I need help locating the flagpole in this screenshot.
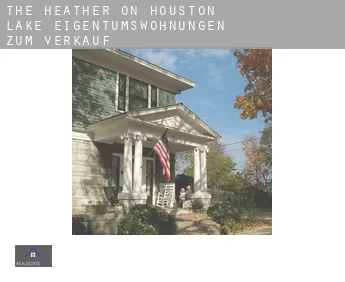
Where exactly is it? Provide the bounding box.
[147,147,155,158]
[147,129,168,157]
[140,129,168,168]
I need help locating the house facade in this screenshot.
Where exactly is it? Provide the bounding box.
[72,49,221,213]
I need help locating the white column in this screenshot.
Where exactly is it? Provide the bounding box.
[148,84,151,108]
[200,149,207,192]
[193,148,201,193]
[156,87,160,107]
[122,135,132,193]
[133,135,143,193]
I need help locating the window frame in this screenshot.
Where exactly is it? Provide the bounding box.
[117,73,126,112]
[128,77,149,111]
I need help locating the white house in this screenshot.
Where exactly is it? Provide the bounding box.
[72,49,221,212]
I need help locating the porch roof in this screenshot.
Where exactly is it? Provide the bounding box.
[84,103,221,150]
[86,103,220,138]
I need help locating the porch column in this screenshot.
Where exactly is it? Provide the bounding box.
[200,149,207,192]
[193,147,201,193]
[122,134,133,193]
[133,135,143,193]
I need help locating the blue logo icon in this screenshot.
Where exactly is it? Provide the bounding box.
[24,247,42,258]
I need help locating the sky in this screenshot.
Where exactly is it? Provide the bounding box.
[124,49,266,168]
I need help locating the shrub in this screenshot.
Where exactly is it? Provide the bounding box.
[222,220,244,234]
[72,215,94,235]
[118,204,177,235]
[243,208,260,224]
[207,201,242,226]
[190,198,204,213]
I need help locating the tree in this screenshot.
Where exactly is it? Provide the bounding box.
[242,135,272,192]
[232,49,272,123]
[178,141,238,190]
[175,152,190,175]
[260,125,272,168]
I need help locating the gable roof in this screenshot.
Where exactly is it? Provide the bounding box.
[85,103,221,139]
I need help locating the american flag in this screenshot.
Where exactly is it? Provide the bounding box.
[153,129,171,182]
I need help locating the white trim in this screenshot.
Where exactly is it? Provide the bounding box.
[72,49,195,93]
[148,84,151,108]
[156,87,160,107]
[124,103,220,138]
[105,49,196,88]
[72,131,92,141]
[125,75,129,112]
[111,152,155,203]
[115,72,119,111]
[128,118,215,141]
[143,156,155,205]
[85,103,220,139]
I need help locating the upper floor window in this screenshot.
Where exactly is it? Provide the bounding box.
[159,88,175,105]
[151,86,157,107]
[129,78,148,110]
[118,74,126,111]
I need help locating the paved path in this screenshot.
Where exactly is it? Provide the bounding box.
[175,211,220,235]
[240,225,272,235]
[174,210,272,235]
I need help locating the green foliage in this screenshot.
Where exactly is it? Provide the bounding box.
[222,220,244,234]
[207,201,242,226]
[117,204,177,235]
[190,198,204,213]
[260,125,272,169]
[243,208,261,224]
[72,215,94,235]
[207,202,267,235]
[242,130,272,192]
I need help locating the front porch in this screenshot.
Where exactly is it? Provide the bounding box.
[85,104,220,209]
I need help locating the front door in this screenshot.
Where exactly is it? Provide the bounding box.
[146,159,154,204]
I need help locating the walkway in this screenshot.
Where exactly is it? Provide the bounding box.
[175,210,220,235]
[174,210,272,235]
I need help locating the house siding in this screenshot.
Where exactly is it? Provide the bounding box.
[72,139,112,213]
[72,56,178,213]
[72,57,117,132]
[72,56,177,132]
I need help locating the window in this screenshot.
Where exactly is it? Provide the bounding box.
[151,86,157,107]
[118,74,126,111]
[129,78,148,110]
[159,88,176,106]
